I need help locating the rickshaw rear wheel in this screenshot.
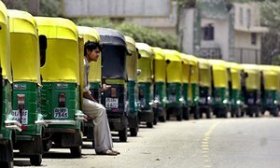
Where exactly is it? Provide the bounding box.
[130,127,138,137]
[30,154,42,166]
[159,115,166,122]
[193,107,199,119]
[0,161,13,168]
[183,107,190,120]
[70,145,82,158]
[271,108,279,117]
[119,126,128,142]
[206,109,211,119]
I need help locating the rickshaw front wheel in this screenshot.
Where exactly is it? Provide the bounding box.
[30,154,42,166]
[119,126,128,142]
[130,127,138,137]
[147,122,153,128]
[70,145,82,158]
[0,161,13,168]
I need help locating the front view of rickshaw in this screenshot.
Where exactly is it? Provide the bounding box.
[241,64,261,117]
[152,47,167,122]
[78,26,100,146]
[0,2,21,167]
[209,60,229,118]
[197,58,212,119]
[136,43,155,127]
[125,36,139,136]
[226,62,243,118]
[260,65,279,117]
[9,10,45,165]
[35,17,84,157]
[164,49,184,121]
[186,55,199,119]
[96,27,128,142]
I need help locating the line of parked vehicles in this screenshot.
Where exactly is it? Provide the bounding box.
[0,2,280,167]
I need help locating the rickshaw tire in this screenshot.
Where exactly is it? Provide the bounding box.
[0,161,13,168]
[206,109,211,119]
[130,128,138,137]
[159,116,166,122]
[176,115,182,121]
[30,154,42,166]
[147,122,153,128]
[183,111,189,120]
[70,145,82,158]
[92,140,95,148]
[153,117,158,125]
[119,127,128,142]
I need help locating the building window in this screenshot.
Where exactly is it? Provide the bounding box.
[239,7,243,26]
[251,33,257,45]
[203,24,214,41]
[247,9,251,28]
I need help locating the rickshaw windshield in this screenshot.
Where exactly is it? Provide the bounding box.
[102,45,126,79]
[0,2,12,82]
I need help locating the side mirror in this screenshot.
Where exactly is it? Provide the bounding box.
[39,35,47,67]
[137,69,141,76]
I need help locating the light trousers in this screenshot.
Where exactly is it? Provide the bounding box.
[82,98,113,153]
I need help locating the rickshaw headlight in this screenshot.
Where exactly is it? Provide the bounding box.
[274,100,278,105]
[223,99,228,104]
[236,100,241,105]
[58,93,66,107]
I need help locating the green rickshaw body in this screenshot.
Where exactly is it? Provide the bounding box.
[152,47,167,122]
[35,17,83,155]
[209,60,229,118]
[242,64,261,117]
[260,65,279,116]
[125,36,139,136]
[136,43,155,127]
[164,49,183,121]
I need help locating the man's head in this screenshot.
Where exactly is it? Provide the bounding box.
[84,41,101,62]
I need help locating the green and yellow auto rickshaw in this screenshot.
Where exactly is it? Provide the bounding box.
[180,53,193,120]
[96,27,128,142]
[226,62,243,117]
[78,26,100,146]
[260,65,279,117]
[241,64,261,117]
[209,59,229,118]
[9,10,45,165]
[35,17,84,157]
[197,58,212,118]
[0,2,21,167]
[185,55,199,119]
[273,66,280,115]
[164,49,184,121]
[125,36,140,136]
[136,43,155,127]
[152,47,167,122]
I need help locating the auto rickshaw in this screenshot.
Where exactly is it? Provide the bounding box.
[125,36,140,136]
[96,27,128,142]
[180,53,193,120]
[136,43,155,127]
[226,62,243,117]
[209,59,229,118]
[164,49,184,121]
[241,64,261,117]
[260,65,279,117]
[77,26,100,146]
[0,2,21,167]
[9,10,45,165]
[273,66,280,114]
[197,58,212,118]
[35,17,84,157]
[152,47,167,122]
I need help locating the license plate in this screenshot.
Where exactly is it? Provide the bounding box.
[105,98,119,109]
[199,98,206,104]
[248,98,254,104]
[169,95,176,102]
[54,108,68,119]
[12,110,28,125]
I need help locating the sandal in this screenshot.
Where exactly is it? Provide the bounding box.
[111,149,120,155]
[96,150,118,156]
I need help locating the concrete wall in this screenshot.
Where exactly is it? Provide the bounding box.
[62,0,171,17]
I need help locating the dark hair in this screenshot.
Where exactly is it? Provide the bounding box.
[84,41,101,56]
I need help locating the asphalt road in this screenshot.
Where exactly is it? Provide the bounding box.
[14,116,280,168]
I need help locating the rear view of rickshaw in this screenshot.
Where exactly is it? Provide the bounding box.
[260,65,279,117]
[227,62,243,118]
[125,36,139,136]
[78,26,100,145]
[35,17,84,157]
[197,58,212,119]
[9,10,45,165]
[136,43,155,127]
[0,2,20,167]
[152,47,167,122]
[242,64,261,117]
[164,49,184,121]
[209,60,229,118]
[96,27,128,142]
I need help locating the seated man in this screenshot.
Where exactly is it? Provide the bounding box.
[82,41,120,156]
